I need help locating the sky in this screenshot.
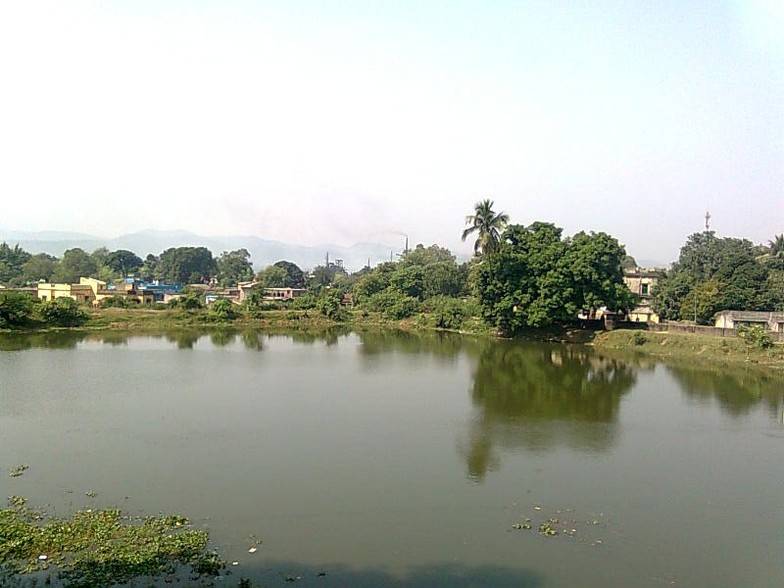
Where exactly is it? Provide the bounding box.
[1,1,782,264]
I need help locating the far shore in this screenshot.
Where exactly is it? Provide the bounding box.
[2,307,784,372]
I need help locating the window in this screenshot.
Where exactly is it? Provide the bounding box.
[641,283,649,295]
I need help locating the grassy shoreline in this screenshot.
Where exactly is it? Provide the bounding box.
[592,329,784,371]
[3,307,784,371]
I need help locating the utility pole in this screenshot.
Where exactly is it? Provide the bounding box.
[705,210,711,231]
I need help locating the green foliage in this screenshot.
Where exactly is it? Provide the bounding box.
[216,249,254,287]
[0,242,32,286]
[473,222,633,334]
[288,293,318,310]
[170,290,204,310]
[678,279,721,324]
[423,296,477,330]
[208,298,239,321]
[737,324,773,350]
[365,289,421,320]
[99,295,134,309]
[632,331,648,346]
[158,247,217,284]
[653,231,772,323]
[51,248,98,283]
[21,253,57,283]
[272,260,306,288]
[315,289,347,321]
[105,249,144,277]
[256,264,288,288]
[0,500,218,586]
[0,291,34,327]
[461,199,509,255]
[37,297,88,326]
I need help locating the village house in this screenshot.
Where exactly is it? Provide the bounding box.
[714,311,784,333]
[37,277,106,304]
[238,282,308,303]
[623,267,662,323]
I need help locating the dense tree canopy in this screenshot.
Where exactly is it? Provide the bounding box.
[272,260,306,288]
[157,247,217,284]
[51,248,98,283]
[473,223,635,334]
[0,243,32,286]
[217,249,254,286]
[105,250,144,277]
[652,231,781,323]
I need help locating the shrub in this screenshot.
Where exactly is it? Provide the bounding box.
[423,296,467,330]
[0,291,34,327]
[631,331,648,346]
[100,295,133,308]
[170,290,204,310]
[288,293,317,310]
[316,290,347,321]
[38,297,88,327]
[737,324,773,350]
[208,299,238,321]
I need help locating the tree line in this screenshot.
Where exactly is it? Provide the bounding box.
[651,231,784,324]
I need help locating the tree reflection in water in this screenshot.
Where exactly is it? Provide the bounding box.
[462,342,637,481]
[667,363,784,419]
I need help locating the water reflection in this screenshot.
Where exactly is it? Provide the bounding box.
[462,343,637,480]
[667,363,784,419]
[357,329,482,363]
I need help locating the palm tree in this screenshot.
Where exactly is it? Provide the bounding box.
[769,234,784,258]
[461,199,509,255]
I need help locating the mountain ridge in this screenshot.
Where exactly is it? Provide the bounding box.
[0,229,402,271]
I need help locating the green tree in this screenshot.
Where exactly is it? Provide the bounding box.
[105,250,144,277]
[217,249,254,286]
[22,253,57,283]
[768,234,784,258]
[51,248,98,283]
[256,264,288,288]
[38,297,88,327]
[272,260,306,288]
[0,291,34,327]
[208,298,239,321]
[473,222,633,334]
[461,199,509,255]
[157,247,217,284]
[0,242,32,285]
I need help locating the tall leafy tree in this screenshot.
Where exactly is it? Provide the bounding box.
[461,199,509,255]
[51,248,98,283]
[0,242,32,285]
[272,260,306,288]
[22,253,57,283]
[106,250,144,277]
[768,234,784,258]
[157,247,217,284]
[217,249,254,286]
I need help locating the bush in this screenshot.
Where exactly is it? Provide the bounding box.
[38,297,88,327]
[100,295,133,308]
[170,290,204,310]
[0,291,34,327]
[365,290,420,320]
[631,331,648,346]
[288,294,317,310]
[737,324,773,350]
[423,296,468,330]
[316,290,347,321]
[208,298,238,321]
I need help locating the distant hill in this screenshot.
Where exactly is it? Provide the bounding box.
[0,229,400,271]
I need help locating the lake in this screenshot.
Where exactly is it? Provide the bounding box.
[1,329,783,587]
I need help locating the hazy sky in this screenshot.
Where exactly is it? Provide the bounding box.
[1,1,782,263]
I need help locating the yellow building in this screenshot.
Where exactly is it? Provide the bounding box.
[37,278,107,305]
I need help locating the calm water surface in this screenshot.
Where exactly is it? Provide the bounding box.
[1,330,783,587]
